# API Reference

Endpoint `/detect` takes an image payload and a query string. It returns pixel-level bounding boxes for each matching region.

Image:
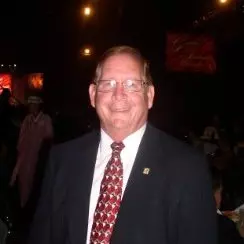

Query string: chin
[111,118,129,129]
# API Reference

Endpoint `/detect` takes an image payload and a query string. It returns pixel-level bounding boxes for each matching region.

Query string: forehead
[101,54,142,77]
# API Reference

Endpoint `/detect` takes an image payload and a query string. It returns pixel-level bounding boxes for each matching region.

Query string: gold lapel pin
[143,168,150,175]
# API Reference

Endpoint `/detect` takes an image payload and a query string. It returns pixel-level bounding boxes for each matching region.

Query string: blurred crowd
[185,115,244,208]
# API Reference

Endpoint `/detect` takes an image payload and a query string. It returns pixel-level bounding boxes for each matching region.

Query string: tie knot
[111,142,124,155]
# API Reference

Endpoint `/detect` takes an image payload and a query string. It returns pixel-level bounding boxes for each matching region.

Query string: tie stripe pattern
[90,142,125,244]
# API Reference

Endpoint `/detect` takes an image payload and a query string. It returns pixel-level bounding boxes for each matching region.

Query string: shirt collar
[123,124,146,153]
[100,129,114,158]
[217,209,222,215]
[100,124,147,158]
[30,111,43,123]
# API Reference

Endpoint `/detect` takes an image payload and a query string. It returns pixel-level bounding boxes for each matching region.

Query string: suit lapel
[122,124,158,199]
[123,125,155,193]
[111,125,164,242]
[67,131,100,244]
[67,125,166,244]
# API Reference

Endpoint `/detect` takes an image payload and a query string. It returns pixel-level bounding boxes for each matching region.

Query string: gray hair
[93,46,153,85]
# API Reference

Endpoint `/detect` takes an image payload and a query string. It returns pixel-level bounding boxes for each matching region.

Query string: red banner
[166,33,216,74]
[0,74,12,94]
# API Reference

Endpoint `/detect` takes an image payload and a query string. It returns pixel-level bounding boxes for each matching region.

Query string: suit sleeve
[218,215,244,244]
[177,156,217,244]
[28,149,56,244]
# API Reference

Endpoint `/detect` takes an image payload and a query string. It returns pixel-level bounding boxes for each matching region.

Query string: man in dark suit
[29,46,217,244]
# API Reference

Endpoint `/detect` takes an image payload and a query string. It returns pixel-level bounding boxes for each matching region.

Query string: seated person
[211,167,244,244]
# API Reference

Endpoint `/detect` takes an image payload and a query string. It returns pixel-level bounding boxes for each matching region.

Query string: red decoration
[28,73,44,89]
[0,74,12,94]
[166,33,216,74]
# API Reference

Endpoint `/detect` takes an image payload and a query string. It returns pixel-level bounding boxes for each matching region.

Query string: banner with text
[166,33,216,74]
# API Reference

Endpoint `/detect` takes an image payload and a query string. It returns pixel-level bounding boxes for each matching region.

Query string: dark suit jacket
[218,214,244,244]
[29,125,217,244]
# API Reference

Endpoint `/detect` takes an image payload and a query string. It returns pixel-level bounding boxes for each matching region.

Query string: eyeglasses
[95,79,148,92]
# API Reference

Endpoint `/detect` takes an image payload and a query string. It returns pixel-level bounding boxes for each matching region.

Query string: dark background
[1,0,244,137]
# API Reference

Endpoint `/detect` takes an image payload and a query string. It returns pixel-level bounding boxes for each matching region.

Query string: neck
[32,111,41,117]
[106,131,128,142]
[101,123,146,142]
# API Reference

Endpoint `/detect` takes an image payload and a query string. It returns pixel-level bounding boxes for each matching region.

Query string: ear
[89,83,96,108]
[147,85,155,109]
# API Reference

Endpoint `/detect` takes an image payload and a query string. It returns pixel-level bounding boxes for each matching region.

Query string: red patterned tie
[90,142,125,244]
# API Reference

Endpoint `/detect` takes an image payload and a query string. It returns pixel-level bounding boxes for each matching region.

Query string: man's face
[89,54,154,138]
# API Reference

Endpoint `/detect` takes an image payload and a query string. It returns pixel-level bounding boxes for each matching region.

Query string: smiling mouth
[111,108,129,112]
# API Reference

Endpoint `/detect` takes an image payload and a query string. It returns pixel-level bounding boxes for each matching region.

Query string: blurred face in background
[28,103,41,116]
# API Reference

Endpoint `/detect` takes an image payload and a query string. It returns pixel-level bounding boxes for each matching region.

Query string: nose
[112,82,127,100]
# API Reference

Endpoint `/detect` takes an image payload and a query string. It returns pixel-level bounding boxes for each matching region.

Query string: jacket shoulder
[148,125,201,158]
[147,125,208,175]
[49,130,99,168]
[53,130,98,152]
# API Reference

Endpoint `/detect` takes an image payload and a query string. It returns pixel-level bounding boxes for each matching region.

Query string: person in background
[211,167,244,244]
[10,96,53,209]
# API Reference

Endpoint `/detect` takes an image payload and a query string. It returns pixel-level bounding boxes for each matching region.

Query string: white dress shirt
[217,209,222,215]
[86,124,146,243]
